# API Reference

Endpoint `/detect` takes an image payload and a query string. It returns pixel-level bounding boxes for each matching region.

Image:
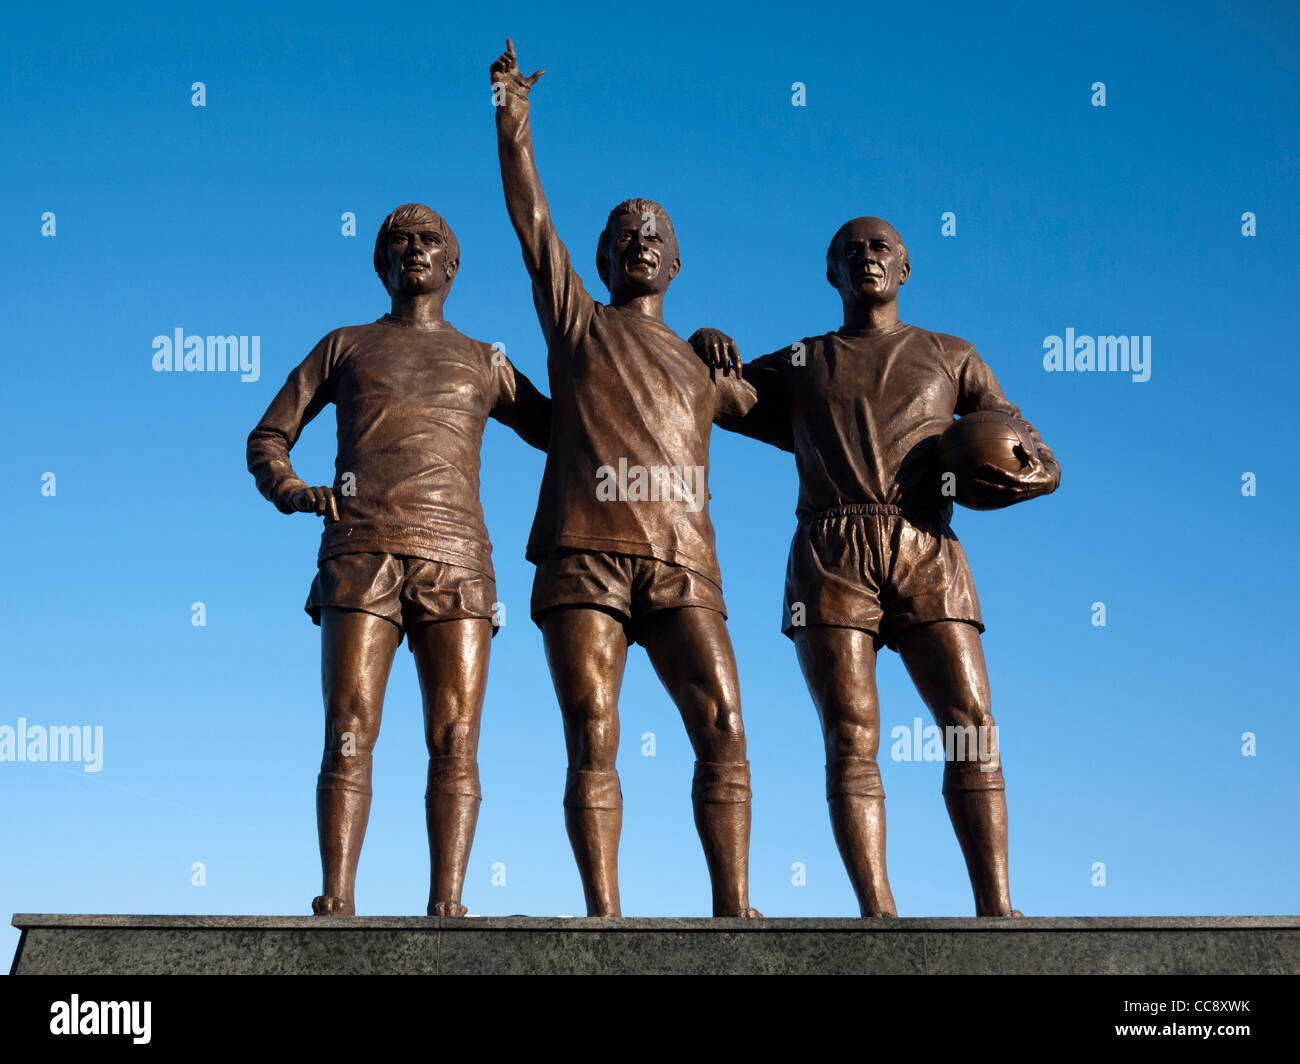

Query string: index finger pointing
[506,38,516,58]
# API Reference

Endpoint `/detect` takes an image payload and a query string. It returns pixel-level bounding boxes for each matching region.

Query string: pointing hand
[490,38,545,99]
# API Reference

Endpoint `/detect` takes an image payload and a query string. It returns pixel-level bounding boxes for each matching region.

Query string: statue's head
[826,216,909,307]
[374,204,461,299]
[596,198,681,300]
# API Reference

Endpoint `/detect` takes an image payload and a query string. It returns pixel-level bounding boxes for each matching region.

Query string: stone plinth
[11,914,1299,975]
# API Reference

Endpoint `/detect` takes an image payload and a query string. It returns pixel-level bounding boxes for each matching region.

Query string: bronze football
[937,411,1037,509]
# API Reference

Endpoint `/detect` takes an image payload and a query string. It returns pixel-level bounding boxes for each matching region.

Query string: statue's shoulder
[903,324,978,362]
[329,319,478,350]
[441,326,507,363]
[319,320,386,347]
[758,333,827,364]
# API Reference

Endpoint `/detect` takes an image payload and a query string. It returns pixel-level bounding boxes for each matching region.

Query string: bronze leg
[541,607,629,917]
[641,607,760,918]
[314,607,400,916]
[896,620,1019,917]
[793,625,897,917]
[409,617,493,918]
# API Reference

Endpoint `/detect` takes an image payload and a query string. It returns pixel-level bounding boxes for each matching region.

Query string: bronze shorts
[531,548,726,641]
[306,552,499,644]
[782,505,983,650]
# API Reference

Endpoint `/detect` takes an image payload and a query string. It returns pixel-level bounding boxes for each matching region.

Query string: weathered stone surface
[11,914,1299,975]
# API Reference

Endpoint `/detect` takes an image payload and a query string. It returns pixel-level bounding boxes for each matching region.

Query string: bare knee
[564,705,619,772]
[324,693,382,754]
[933,697,1000,782]
[825,717,880,762]
[423,679,484,757]
[425,713,478,759]
[572,722,618,771]
[936,698,996,734]
[690,693,747,762]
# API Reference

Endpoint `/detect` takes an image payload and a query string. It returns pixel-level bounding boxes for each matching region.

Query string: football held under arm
[956,346,1061,502]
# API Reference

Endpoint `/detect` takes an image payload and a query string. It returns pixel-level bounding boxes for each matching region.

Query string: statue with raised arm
[694,217,1060,917]
[490,39,761,918]
[247,204,550,916]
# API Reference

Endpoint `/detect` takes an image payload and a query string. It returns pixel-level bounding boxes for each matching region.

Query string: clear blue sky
[3,0,1297,962]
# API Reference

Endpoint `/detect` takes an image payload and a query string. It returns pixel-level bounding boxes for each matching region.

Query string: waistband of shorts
[814,503,901,517]
[790,502,956,525]
[801,502,952,523]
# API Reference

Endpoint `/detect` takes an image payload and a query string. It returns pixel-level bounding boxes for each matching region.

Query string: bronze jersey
[737,323,1059,518]
[520,211,755,587]
[247,316,550,577]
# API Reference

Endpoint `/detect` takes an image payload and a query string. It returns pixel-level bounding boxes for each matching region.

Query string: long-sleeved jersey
[247,315,550,578]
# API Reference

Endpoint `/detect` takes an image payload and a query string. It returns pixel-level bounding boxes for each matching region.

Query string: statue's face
[604,212,679,297]
[829,217,909,305]
[383,225,456,297]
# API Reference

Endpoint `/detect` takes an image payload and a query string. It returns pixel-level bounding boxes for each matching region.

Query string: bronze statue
[490,40,761,918]
[247,204,550,916]
[694,217,1060,916]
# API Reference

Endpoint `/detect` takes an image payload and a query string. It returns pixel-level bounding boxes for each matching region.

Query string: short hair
[373,204,460,293]
[596,198,677,285]
[825,217,908,275]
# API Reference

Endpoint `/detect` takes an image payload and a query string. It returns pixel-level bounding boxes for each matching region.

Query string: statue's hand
[289,485,340,523]
[963,448,1057,509]
[688,327,743,382]
[490,38,545,101]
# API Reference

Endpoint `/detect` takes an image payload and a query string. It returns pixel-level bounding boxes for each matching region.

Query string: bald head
[825,216,910,320]
[826,217,907,276]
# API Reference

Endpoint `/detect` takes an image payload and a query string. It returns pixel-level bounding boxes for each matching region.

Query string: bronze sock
[563,768,622,916]
[315,749,374,913]
[942,758,1014,915]
[691,760,756,916]
[826,756,895,916]
[425,755,482,916]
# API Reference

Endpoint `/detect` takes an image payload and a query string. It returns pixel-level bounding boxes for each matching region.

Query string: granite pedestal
[11,914,1299,975]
